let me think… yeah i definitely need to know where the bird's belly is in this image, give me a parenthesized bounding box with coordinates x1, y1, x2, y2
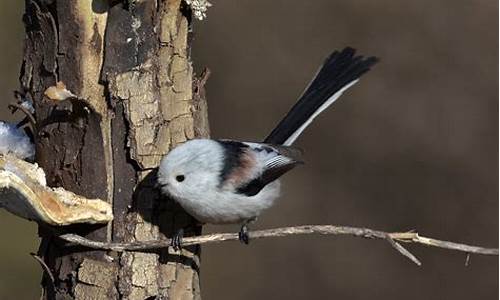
(178, 181, 281, 224)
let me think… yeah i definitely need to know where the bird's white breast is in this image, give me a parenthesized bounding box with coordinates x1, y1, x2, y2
(178, 179, 281, 224)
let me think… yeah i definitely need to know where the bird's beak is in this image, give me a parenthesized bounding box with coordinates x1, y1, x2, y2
(154, 181, 168, 189)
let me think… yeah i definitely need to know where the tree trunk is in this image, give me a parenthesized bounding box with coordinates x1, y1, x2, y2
(20, 0, 208, 298)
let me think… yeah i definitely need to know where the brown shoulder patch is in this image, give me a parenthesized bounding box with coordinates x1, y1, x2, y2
(223, 149, 256, 188)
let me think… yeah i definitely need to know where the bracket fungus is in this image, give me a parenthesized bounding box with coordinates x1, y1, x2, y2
(0, 154, 113, 225)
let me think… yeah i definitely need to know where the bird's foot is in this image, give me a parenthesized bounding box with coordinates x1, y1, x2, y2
(238, 224, 250, 245)
(171, 228, 184, 251)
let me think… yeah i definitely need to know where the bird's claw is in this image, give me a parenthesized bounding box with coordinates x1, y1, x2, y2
(238, 224, 250, 244)
(171, 228, 184, 251)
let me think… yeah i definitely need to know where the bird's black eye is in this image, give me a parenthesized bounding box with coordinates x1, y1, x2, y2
(175, 175, 185, 182)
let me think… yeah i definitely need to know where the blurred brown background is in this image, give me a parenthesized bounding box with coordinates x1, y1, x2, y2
(0, 0, 497, 299)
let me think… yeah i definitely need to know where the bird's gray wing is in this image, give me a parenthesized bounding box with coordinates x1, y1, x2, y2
(235, 143, 303, 196)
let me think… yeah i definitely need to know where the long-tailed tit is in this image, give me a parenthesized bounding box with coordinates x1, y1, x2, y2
(158, 47, 378, 247)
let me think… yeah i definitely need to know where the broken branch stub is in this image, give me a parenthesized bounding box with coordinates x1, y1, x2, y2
(0, 154, 113, 225)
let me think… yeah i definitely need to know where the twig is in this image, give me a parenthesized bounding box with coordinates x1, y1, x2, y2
(57, 225, 498, 266)
(385, 236, 422, 266)
(8, 102, 37, 128)
(30, 253, 55, 288)
(199, 67, 211, 86)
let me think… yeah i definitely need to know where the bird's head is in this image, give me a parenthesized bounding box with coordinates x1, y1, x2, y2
(157, 139, 223, 202)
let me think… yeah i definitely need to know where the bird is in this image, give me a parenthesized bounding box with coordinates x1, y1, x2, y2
(157, 47, 378, 248)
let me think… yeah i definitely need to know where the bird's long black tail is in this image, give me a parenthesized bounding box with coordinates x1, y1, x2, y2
(264, 47, 379, 146)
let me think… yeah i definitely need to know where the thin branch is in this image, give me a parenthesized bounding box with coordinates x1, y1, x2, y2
(58, 225, 498, 266)
(8, 102, 37, 128)
(385, 236, 422, 266)
(198, 67, 211, 87)
(30, 253, 55, 288)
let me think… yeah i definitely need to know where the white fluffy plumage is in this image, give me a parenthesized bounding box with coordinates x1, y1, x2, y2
(158, 139, 280, 224)
(0, 121, 34, 160)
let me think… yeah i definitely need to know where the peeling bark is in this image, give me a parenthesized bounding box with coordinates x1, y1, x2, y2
(20, 0, 207, 299)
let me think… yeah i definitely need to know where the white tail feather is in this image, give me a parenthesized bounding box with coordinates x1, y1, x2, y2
(283, 79, 359, 146)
